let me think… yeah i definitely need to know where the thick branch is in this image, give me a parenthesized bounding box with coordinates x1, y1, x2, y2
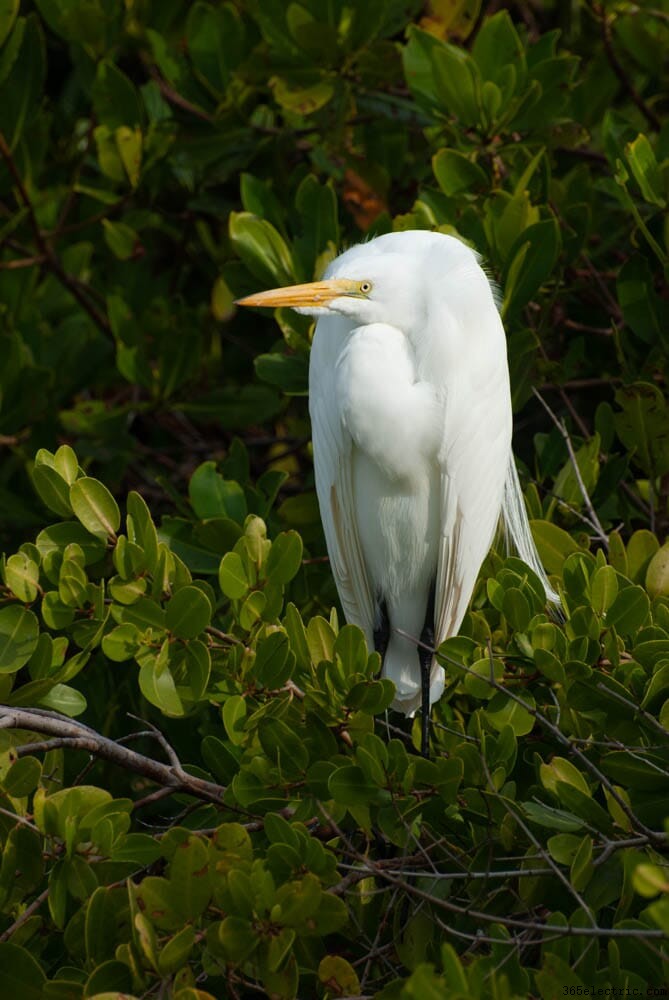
(0, 707, 226, 806)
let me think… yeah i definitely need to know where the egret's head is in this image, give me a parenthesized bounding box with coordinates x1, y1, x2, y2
(235, 232, 480, 332)
(235, 252, 423, 330)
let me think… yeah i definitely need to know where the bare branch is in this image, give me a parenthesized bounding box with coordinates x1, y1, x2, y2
(0, 706, 226, 806)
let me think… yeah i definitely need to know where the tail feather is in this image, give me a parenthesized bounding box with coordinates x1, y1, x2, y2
(502, 455, 561, 607)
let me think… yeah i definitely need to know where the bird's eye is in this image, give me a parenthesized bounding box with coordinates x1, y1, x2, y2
(359, 281, 372, 294)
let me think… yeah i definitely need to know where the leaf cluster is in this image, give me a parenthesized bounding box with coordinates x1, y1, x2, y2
(0, 1, 667, 997)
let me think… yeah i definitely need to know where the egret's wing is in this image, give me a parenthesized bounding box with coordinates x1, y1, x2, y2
(432, 317, 512, 645)
(309, 318, 376, 645)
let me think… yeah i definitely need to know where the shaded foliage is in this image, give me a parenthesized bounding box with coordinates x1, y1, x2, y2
(0, 1, 668, 997)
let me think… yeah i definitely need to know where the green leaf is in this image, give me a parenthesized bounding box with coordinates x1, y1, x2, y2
(31, 465, 73, 517)
(503, 217, 561, 317)
(258, 718, 309, 772)
(347, 679, 395, 714)
(69, 478, 120, 539)
(127, 491, 159, 573)
(486, 690, 535, 736)
(306, 616, 335, 664)
(38, 683, 87, 717)
(58, 558, 88, 608)
(433, 148, 487, 196)
(94, 123, 125, 182)
(624, 134, 665, 207)
(116, 126, 142, 188)
(139, 653, 184, 717)
(0, 13, 45, 149)
(189, 462, 248, 522)
(169, 836, 211, 920)
(646, 543, 669, 598)
(116, 596, 166, 631)
(328, 765, 391, 806)
(530, 520, 581, 574)
(627, 529, 659, 582)
(4, 552, 39, 602)
(523, 801, 583, 832)
(218, 551, 249, 600)
(253, 630, 295, 687)
(440, 943, 469, 994)
(212, 274, 235, 321)
(502, 587, 531, 631)
(102, 623, 140, 662)
(318, 955, 360, 996)
(615, 382, 669, 477)
(471, 10, 525, 88)
(540, 756, 589, 797)
(158, 925, 196, 977)
(617, 256, 667, 349)
(165, 586, 212, 639)
(222, 694, 247, 745)
(0, 943, 45, 1000)
(41, 592, 75, 630)
(102, 218, 138, 260)
(0, 606, 39, 673)
(84, 961, 133, 997)
(294, 174, 338, 278)
(254, 352, 309, 395)
(92, 60, 142, 129)
(187, 0, 243, 94)
(215, 915, 258, 962)
(3, 755, 42, 797)
(266, 530, 303, 585)
(605, 585, 650, 636)
(0, 0, 19, 48)
(85, 887, 120, 966)
(271, 75, 334, 115)
(591, 565, 619, 615)
(229, 211, 295, 287)
(632, 863, 669, 897)
(53, 445, 79, 485)
(0, 13, 24, 89)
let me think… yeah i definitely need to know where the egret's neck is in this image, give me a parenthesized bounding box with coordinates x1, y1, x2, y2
(335, 322, 441, 482)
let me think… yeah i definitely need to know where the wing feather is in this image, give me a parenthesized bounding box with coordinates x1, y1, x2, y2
(309, 317, 376, 645)
(432, 316, 512, 646)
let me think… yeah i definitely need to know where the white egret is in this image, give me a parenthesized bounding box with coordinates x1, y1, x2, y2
(238, 230, 556, 754)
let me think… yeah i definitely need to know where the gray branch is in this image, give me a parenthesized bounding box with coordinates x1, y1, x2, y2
(0, 706, 226, 806)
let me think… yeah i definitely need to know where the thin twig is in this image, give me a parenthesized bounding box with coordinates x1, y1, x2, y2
(0, 888, 49, 943)
(0, 254, 47, 269)
(150, 71, 213, 123)
(533, 388, 609, 548)
(127, 713, 181, 768)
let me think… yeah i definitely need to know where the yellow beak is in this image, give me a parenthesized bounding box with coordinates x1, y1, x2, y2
(235, 278, 357, 310)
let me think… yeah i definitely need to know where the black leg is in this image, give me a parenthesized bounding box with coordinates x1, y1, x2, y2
(419, 583, 436, 758)
(373, 599, 390, 661)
